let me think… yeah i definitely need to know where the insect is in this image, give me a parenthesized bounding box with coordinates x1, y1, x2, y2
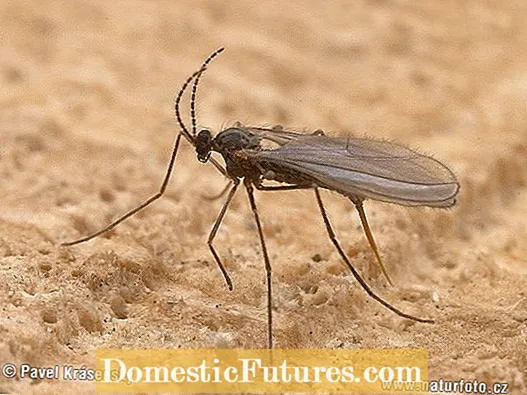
(62, 48, 460, 348)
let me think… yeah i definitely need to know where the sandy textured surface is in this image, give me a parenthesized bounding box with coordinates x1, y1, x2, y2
(1, 0, 527, 394)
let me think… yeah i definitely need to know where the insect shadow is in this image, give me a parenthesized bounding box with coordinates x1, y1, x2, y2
(61, 48, 460, 348)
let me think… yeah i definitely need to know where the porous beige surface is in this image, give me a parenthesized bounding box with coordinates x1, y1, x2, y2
(1, 1, 527, 394)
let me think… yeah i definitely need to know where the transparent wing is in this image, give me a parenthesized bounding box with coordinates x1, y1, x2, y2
(247, 133, 459, 207)
(245, 126, 306, 146)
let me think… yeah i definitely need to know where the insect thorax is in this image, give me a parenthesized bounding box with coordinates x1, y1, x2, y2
(213, 127, 260, 151)
(211, 127, 262, 178)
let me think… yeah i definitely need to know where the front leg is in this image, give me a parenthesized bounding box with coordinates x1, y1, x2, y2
(206, 179, 240, 291)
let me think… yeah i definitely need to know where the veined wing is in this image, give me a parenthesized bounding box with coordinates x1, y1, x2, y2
(247, 134, 459, 207)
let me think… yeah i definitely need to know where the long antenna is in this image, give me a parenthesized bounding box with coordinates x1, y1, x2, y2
(61, 49, 226, 246)
(175, 47, 225, 142)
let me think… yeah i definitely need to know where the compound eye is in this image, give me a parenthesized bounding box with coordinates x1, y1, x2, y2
(195, 129, 213, 163)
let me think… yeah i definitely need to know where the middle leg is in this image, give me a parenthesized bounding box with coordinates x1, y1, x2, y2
(245, 180, 274, 349)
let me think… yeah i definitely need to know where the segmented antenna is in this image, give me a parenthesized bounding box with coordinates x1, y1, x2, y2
(174, 47, 225, 141)
(190, 61, 204, 136)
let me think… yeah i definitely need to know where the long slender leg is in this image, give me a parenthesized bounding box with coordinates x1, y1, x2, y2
(207, 180, 239, 291)
(315, 189, 433, 323)
(62, 48, 229, 247)
(62, 133, 184, 246)
(351, 198, 393, 286)
(245, 180, 274, 349)
(61, 135, 229, 246)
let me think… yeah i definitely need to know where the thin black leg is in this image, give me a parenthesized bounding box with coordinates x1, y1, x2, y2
(314, 188, 433, 323)
(245, 180, 274, 348)
(62, 133, 185, 246)
(206, 180, 239, 291)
